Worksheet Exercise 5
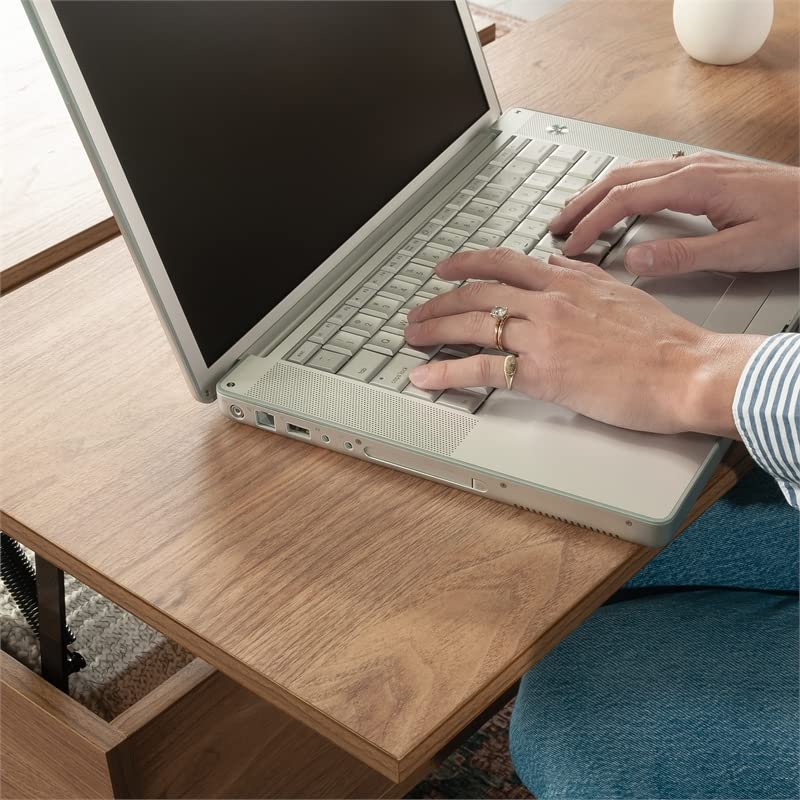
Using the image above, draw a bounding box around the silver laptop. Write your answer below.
[27,0,797,547]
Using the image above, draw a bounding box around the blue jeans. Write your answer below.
[509,469,800,799]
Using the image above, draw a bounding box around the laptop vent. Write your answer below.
[512,503,620,539]
[245,361,478,456]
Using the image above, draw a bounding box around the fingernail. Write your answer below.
[409,366,430,386]
[625,245,654,274]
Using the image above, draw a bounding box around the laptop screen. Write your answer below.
[53,1,490,366]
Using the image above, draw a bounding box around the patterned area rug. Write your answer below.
[408,700,533,799]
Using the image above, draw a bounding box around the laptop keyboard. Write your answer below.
[285,136,637,413]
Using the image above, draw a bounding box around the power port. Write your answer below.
[287,423,310,439]
[255,411,275,430]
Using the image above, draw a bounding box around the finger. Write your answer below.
[409,354,510,392]
[407,281,533,324]
[624,222,763,275]
[561,165,718,257]
[550,157,693,235]
[550,152,724,236]
[404,312,531,352]
[436,247,557,291]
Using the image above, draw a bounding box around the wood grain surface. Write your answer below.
[2,0,794,785]
[0,238,749,781]
[484,0,799,165]
[0,0,115,293]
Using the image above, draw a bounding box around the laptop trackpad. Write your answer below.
[608,211,747,327]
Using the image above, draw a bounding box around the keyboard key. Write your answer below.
[419,278,459,298]
[348,286,378,308]
[467,230,504,248]
[496,200,533,222]
[557,174,590,192]
[398,263,434,285]
[415,220,443,240]
[307,349,350,373]
[540,187,574,209]
[364,331,405,356]
[524,172,558,191]
[330,303,361,326]
[503,234,536,254]
[569,151,612,180]
[431,205,457,226]
[463,177,487,195]
[402,383,443,402]
[551,144,585,164]
[482,215,517,236]
[364,268,397,291]
[381,252,411,273]
[444,214,482,236]
[529,204,561,223]
[441,343,480,357]
[476,161,502,182]
[400,294,430,314]
[379,278,417,302]
[309,321,339,345]
[537,157,572,176]
[343,313,382,337]
[399,237,427,257]
[517,139,556,164]
[515,218,548,240]
[383,313,409,335]
[504,158,536,178]
[400,343,441,360]
[430,230,468,252]
[575,240,611,264]
[461,200,495,220]
[414,244,451,267]
[370,353,427,392]
[446,190,472,210]
[531,249,552,262]
[598,220,630,246]
[536,233,569,253]
[474,186,510,206]
[463,385,493,397]
[338,349,389,382]
[489,142,519,166]
[324,330,368,356]
[364,295,401,318]
[512,186,544,205]
[288,340,320,365]
[488,170,525,191]
[436,388,486,413]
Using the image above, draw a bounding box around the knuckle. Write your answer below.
[476,355,494,386]
[606,183,631,210]
[460,280,485,303]
[663,238,695,271]
[689,151,722,165]
[487,247,515,267]
[467,311,486,338]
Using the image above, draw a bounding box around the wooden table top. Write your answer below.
[1,0,794,784]
[0,0,116,293]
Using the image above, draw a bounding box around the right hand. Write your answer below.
[549,152,800,276]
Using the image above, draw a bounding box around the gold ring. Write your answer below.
[490,306,509,351]
[503,354,518,391]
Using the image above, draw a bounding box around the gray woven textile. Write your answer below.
[1,546,193,721]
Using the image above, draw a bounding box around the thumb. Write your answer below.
[624,224,760,276]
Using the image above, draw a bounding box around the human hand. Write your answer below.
[550,152,800,276]
[405,248,765,437]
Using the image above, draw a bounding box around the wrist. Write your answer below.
[680,332,766,438]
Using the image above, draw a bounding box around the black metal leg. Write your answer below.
[34,554,70,692]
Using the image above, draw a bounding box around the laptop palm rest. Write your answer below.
[603,211,771,331]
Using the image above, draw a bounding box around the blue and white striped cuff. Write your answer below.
[733,332,800,510]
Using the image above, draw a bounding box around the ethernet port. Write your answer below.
[255,411,275,430]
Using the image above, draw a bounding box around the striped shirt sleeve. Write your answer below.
[733,332,800,509]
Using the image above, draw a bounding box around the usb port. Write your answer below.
[255,411,275,430]
[286,423,310,439]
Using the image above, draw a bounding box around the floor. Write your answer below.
[474,0,569,22]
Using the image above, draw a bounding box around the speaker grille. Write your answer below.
[246,361,478,456]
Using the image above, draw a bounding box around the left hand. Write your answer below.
[404,248,765,437]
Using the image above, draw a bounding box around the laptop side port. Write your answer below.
[255,411,275,430]
[286,423,310,439]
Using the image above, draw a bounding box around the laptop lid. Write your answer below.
[25,0,500,400]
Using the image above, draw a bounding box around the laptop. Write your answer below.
[26,0,797,548]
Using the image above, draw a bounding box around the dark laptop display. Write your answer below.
[54,0,489,365]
